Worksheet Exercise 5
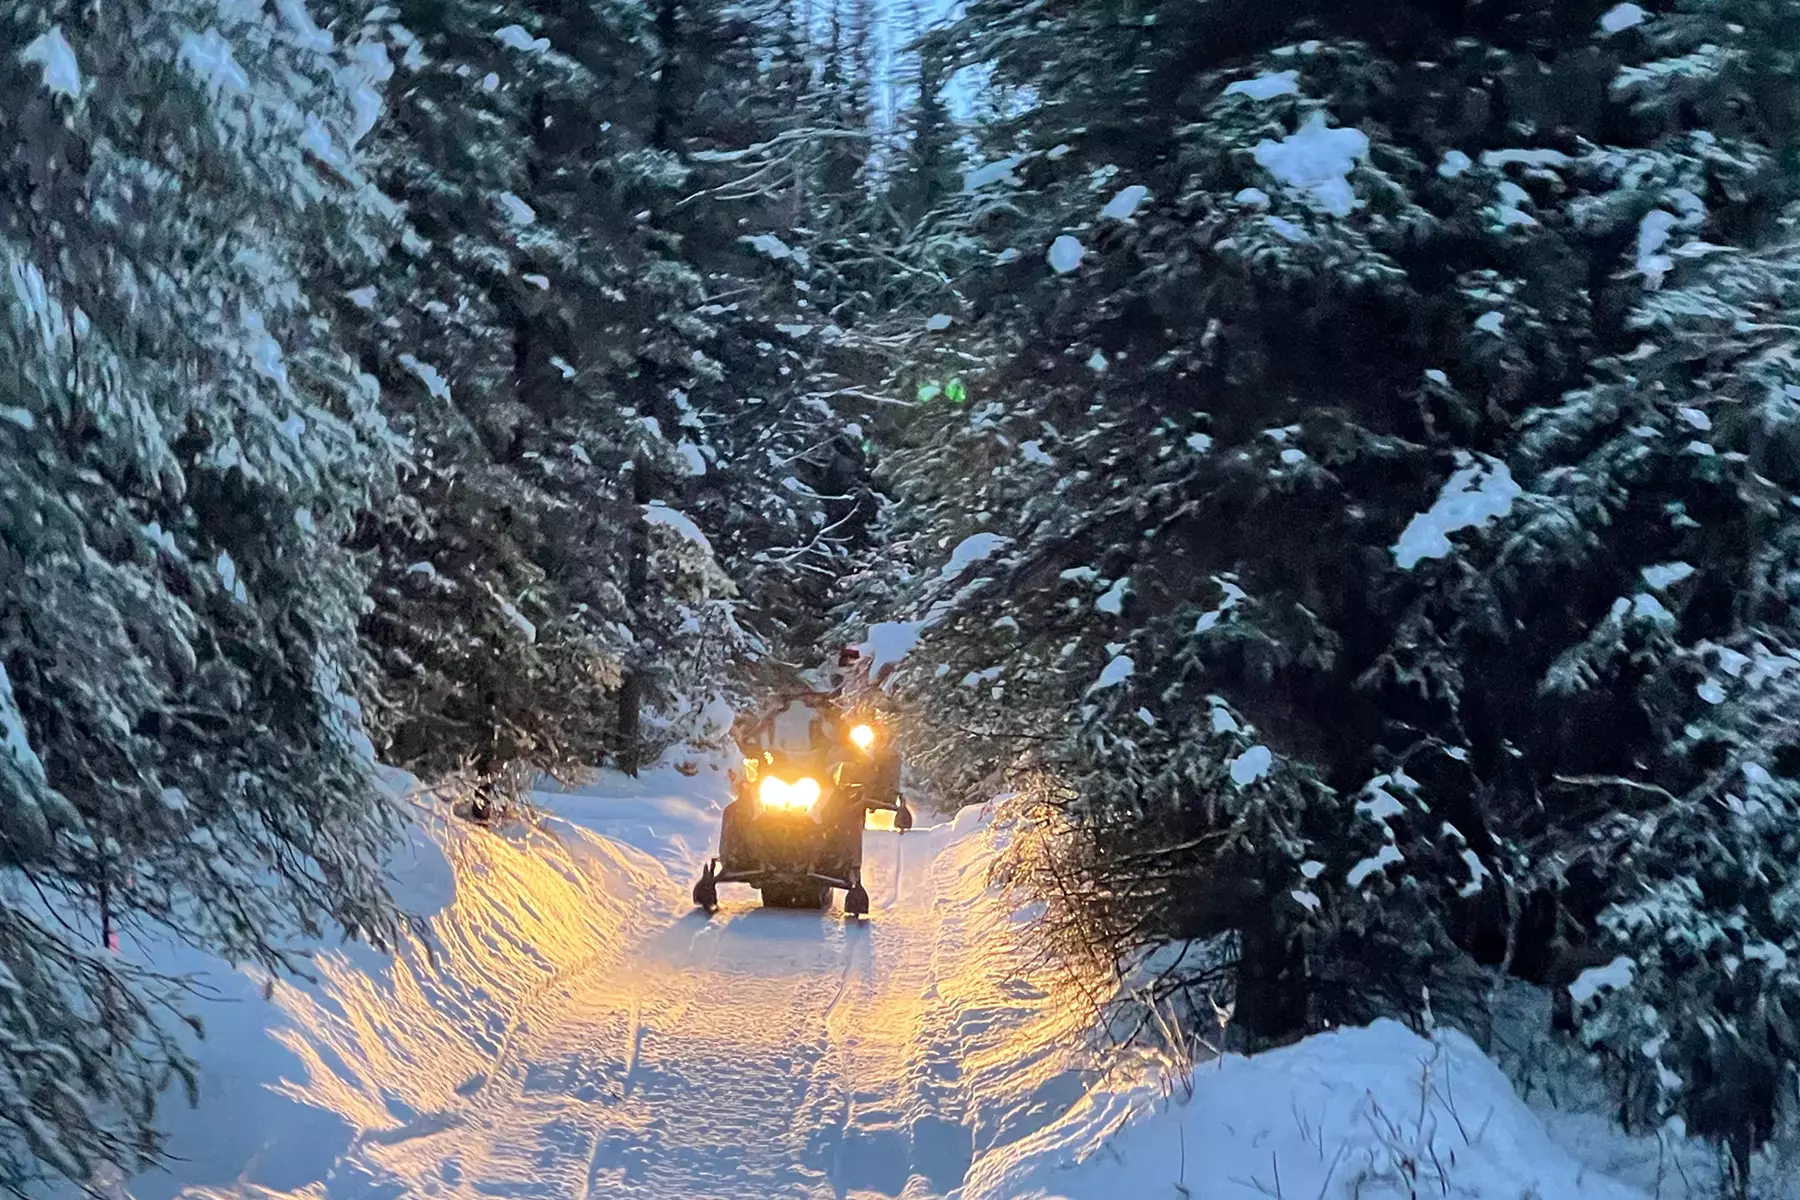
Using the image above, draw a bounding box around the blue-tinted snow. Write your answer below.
[0,665,47,786]
[179,29,251,98]
[964,155,1024,191]
[1229,744,1273,785]
[1252,111,1369,217]
[1095,577,1128,614]
[1392,451,1521,569]
[1099,185,1150,220]
[494,24,551,53]
[1088,655,1134,694]
[941,532,1011,580]
[1599,3,1649,34]
[643,501,713,553]
[398,354,450,400]
[20,26,80,99]
[1047,235,1085,274]
[1223,70,1300,101]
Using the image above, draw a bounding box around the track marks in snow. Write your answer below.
[267,803,1097,1200]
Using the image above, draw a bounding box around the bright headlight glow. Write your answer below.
[757,775,822,811]
[849,724,876,751]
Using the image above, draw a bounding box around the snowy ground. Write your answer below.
[79,751,1743,1200]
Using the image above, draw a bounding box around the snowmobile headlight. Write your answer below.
[849,724,876,752]
[758,775,822,812]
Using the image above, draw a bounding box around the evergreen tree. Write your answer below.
[860,0,1800,1183]
[0,2,403,1186]
[619,0,883,676]
[319,1,651,795]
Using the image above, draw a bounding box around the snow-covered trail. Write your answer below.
[91,755,1712,1200]
[355,818,949,1199]
[189,757,1093,1200]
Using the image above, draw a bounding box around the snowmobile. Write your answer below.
[692,698,911,916]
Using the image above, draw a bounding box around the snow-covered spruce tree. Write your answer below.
[310,2,653,794]
[341,0,878,778]
[0,3,402,1187]
[614,0,884,680]
[1408,206,1800,1191]
[860,0,1800,1177]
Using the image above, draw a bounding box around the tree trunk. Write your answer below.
[618,453,653,776]
[652,0,680,151]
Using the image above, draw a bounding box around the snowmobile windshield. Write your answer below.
[769,700,820,754]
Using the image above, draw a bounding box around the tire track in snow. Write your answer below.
[347,872,722,1194]
[452,824,671,1100]
[320,821,1060,1200]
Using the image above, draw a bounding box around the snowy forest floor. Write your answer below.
[77,749,1787,1200]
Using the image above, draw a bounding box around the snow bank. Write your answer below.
[534,754,731,878]
[78,769,674,1200]
[75,757,1687,1200]
[963,1020,1646,1200]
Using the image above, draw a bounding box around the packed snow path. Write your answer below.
[360,831,957,1198]
[101,757,1735,1200]
[225,760,1091,1200]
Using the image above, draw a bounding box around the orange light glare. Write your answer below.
[757,776,822,811]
